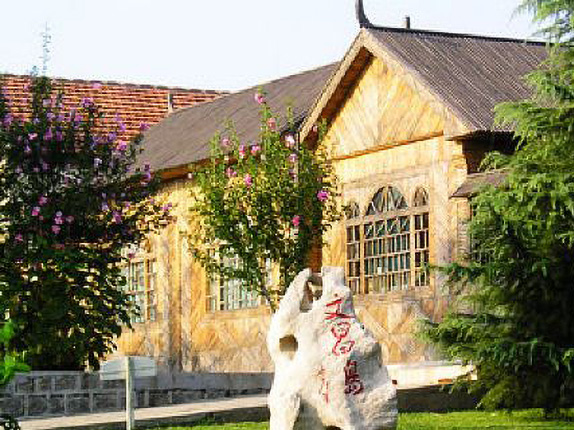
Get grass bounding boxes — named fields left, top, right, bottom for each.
left=145, top=410, right=574, bottom=430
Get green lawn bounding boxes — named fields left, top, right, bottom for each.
left=148, top=410, right=574, bottom=430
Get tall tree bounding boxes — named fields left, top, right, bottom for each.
left=0, top=76, right=168, bottom=370
left=188, top=92, right=338, bottom=310
left=424, top=0, right=574, bottom=413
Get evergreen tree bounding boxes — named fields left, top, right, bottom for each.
left=424, top=0, right=574, bottom=412
left=0, top=76, right=168, bottom=370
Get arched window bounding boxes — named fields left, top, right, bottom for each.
left=413, top=188, right=429, bottom=207
left=344, top=186, right=430, bottom=295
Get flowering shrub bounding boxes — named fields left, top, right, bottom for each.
left=0, top=76, right=168, bottom=370
left=189, top=92, right=339, bottom=309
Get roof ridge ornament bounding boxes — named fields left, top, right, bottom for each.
left=356, top=0, right=372, bottom=28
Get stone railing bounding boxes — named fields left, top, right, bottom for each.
left=0, top=371, right=273, bottom=419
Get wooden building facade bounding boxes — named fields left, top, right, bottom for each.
left=113, top=26, right=547, bottom=371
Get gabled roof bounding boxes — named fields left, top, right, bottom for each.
left=0, top=74, right=224, bottom=141
left=138, top=63, right=338, bottom=173
left=301, top=27, right=548, bottom=141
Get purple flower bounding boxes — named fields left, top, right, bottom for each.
left=144, top=163, right=151, bottom=171
left=254, top=92, right=265, bottom=105
left=3, top=113, right=13, bottom=127
left=244, top=174, right=253, bottom=188
left=108, top=132, right=117, bottom=143
left=31, top=207, right=40, bottom=217
left=51, top=225, right=61, bottom=234
left=292, top=215, right=301, bottom=227
left=143, top=171, right=152, bottom=182
left=15, top=166, right=23, bottom=174
left=28, top=133, right=38, bottom=141
left=55, top=130, right=64, bottom=142
left=41, top=161, right=49, bottom=171
left=116, top=141, right=128, bottom=151
left=39, top=196, right=48, bottom=206
left=44, top=128, right=53, bottom=141
left=42, top=99, right=51, bottom=108
left=317, top=189, right=329, bottom=202
left=139, top=122, right=150, bottom=131
left=102, top=202, right=109, bottom=211
left=118, top=122, right=127, bottom=133
left=15, top=233, right=24, bottom=242
left=81, top=97, right=94, bottom=108
left=112, top=211, right=122, bottom=224
left=250, top=144, right=261, bottom=156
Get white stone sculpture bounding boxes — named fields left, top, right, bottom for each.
left=267, top=267, right=397, bottom=430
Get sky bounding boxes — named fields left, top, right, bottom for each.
left=0, top=0, right=539, bottom=92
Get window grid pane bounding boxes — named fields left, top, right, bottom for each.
left=414, top=213, right=430, bottom=287
left=346, top=225, right=361, bottom=294
left=345, top=187, right=430, bottom=295
left=208, top=255, right=260, bottom=312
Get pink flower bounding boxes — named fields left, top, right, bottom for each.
left=317, top=189, right=329, bottom=202
left=116, top=141, right=128, bottom=151
left=28, top=133, right=38, bottom=141
left=238, top=144, right=246, bottom=159
left=102, top=202, right=110, bottom=211
left=15, top=234, right=23, bottom=242
left=250, top=144, right=261, bottom=156
left=139, top=122, right=150, bottom=131
left=267, top=118, right=277, bottom=132
left=39, top=196, right=48, bottom=206
left=66, top=215, right=74, bottom=224
left=292, top=215, right=301, bottom=227
left=254, top=92, right=265, bottom=105
left=44, top=128, right=53, bottom=141
left=226, top=167, right=237, bottom=178
left=92, top=82, right=102, bottom=90
left=244, top=174, right=253, bottom=188
left=51, top=225, right=61, bottom=234
left=288, top=153, right=298, bottom=164
left=221, top=137, right=231, bottom=148
left=285, top=134, right=296, bottom=149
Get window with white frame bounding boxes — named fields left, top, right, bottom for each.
left=207, top=255, right=260, bottom=311
left=121, top=248, right=158, bottom=323
left=344, top=186, right=430, bottom=294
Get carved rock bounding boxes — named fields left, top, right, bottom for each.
left=267, top=267, right=397, bottom=430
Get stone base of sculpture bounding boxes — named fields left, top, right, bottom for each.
left=267, top=267, right=397, bottom=430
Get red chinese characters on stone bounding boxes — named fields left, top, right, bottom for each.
left=325, top=297, right=356, bottom=356
left=344, top=359, right=364, bottom=395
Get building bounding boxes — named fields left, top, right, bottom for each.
left=0, top=74, right=224, bottom=140
left=117, top=25, right=547, bottom=371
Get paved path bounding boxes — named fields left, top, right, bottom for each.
left=19, top=395, right=269, bottom=430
